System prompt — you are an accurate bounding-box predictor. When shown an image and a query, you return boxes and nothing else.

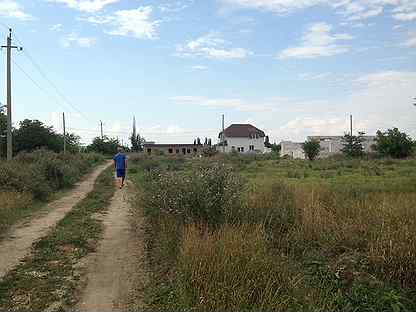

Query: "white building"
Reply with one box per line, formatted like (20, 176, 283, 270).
(280, 135, 376, 159)
(280, 141, 305, 159)
(218, 124, 266, 153)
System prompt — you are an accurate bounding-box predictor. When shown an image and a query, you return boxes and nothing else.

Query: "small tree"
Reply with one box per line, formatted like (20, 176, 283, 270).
(373, 128, 413, 158)
(302, 140, 320, 161)
(341, 132, 365, 157)
(130, 133, 145, 152)
(87, 136, 120, 155)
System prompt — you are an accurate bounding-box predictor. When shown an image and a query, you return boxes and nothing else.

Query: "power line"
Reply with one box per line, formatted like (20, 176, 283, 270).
(12, 59, 72, 113)
(12, 31, 95, 124)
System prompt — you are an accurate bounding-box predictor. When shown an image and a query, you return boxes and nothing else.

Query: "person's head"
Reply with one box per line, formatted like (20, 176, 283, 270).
(117, 146, 123, 153)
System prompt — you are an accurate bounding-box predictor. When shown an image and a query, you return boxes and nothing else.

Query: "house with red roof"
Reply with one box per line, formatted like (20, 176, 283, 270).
(218, 124, 267, 153)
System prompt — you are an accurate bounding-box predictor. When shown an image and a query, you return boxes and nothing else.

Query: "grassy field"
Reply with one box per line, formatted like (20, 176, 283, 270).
(0, 151, 104, 237)
(0, 167, 115, 312)
(129, 154, 416, 311)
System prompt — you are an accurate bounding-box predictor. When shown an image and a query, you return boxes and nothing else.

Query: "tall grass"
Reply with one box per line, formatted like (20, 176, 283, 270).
(132, 155, 416, 311)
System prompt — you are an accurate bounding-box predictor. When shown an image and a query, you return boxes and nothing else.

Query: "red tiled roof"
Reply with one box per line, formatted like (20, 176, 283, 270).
(219, 124, 265, 138)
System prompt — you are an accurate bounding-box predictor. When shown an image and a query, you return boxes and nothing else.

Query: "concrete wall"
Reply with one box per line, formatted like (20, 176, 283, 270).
(281, 141, 305, 159)
(144, 145, 203, 156)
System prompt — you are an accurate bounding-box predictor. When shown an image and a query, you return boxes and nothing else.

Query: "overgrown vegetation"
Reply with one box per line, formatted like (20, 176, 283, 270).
(0, 150, 103, 235)
(0, 167, 115, 312)
(130, 154, 416, 311)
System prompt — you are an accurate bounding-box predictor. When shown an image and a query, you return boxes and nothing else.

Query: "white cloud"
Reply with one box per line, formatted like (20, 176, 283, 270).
(47, 0, 119, 13)
(192, 65, 208, 70)
(278, 22, 353, 59)
(402, 32, 416, 47)
(220, 0, 416, 21)
(61, 32, 97, 47)
(83, 6, 159, 39)
(0, 0, 32, 20)
(159, 0, 194, 13)
(50, 23, 63, 31)
(176, 32, 251, 59)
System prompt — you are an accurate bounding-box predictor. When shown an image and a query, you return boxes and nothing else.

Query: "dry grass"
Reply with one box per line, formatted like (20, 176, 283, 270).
(0, 191, 33, 235)
(177, 224, 300, 311)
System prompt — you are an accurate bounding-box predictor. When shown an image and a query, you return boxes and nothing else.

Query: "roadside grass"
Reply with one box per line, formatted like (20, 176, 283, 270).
(0, 167, 115, 312)
(0, 151, 104, 237)
(130, 155, 416, 311)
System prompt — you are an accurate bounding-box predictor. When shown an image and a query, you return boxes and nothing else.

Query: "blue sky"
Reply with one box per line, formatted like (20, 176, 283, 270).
(0, 0, 415, 144)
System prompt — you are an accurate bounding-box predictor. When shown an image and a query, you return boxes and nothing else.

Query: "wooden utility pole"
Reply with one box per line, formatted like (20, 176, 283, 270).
(1, 29, 22, 161)
(63, 112, 66, 154)
(350, 115, 353, 136)
(100, 120, 103, 139)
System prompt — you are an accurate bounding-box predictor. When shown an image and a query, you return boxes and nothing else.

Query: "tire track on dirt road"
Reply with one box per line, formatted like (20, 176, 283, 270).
(74, 181, 146, 312)
(0, 161, 112, 279)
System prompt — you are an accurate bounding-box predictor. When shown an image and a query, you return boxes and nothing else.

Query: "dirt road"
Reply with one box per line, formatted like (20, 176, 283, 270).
(75, 181, 146, 311)
(0, 162, 112, 279)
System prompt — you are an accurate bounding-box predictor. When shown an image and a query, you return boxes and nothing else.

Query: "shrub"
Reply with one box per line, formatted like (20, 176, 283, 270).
(0, 151, 103, 200)
(142, 163, 243, 227)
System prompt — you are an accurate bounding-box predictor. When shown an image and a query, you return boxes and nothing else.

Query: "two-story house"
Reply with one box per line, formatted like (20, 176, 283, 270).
(218, 124, 266, 153)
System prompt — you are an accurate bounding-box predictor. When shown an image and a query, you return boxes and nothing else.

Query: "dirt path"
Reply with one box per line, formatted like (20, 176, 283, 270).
(0, 162, 112, 279)
(74, 181, 146, 312)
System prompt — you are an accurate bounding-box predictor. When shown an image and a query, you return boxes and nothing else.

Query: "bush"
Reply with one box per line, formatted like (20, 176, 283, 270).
(143, 163, 243, 227)
(0, 150, 103, 200)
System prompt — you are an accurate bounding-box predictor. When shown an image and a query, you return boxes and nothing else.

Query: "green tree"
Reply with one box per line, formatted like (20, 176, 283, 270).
(302, 140, 321, 161)
(14, 119, 62, 153)
(0, 107, 6, 158)
(130, 133, 145, 152)
(88, 136, 119, 155)
(341, 132, 365, 157)
(373, 128, 413, 158)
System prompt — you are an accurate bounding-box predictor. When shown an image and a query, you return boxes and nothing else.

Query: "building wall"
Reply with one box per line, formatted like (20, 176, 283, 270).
(281, 141, 305, 159)
(144, 145, 203, 156)
(219, 137, 265, 153)
(308, 136, 376, 158)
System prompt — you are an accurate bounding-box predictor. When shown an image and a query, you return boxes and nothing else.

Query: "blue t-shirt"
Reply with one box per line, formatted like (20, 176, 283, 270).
(113, 153, 126, 170)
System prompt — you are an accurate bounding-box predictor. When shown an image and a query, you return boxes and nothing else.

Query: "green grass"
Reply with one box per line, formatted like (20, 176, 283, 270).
(0, 167, 115, 312)
(129, 155, 416, 312)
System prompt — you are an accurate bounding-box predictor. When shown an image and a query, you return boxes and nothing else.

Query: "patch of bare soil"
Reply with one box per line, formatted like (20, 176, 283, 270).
(0, 162, 112, 279)
(74, 181, 147, 311)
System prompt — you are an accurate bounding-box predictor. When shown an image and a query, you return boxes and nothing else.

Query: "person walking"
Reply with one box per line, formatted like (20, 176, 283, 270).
(113, 147, 127, 189)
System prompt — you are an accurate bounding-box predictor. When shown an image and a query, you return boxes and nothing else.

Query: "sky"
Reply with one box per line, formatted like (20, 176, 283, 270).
(0, 0, 415, 145)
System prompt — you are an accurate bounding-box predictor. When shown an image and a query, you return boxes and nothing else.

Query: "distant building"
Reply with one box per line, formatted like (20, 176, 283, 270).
(218, 124, 266, 153)
(280, 135, 376, 159)
(280, 141, 305, 159)
(143, 143, 204, 156)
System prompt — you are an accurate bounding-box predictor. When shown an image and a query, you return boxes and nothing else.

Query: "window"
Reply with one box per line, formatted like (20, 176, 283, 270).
(249, 145, 254, 151)
(176, 149, 180, 154)
(182, 148, 186, 155)
(168, 148, 173, 154)
(241, 147, 244, 152)
(193, 148, 197, 153)
(147, 148, 152, 154)
(187, 149, 191, 154)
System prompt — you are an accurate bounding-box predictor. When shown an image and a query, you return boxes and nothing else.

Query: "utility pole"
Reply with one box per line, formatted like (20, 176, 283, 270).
(222, 114, 225, 153)
(1, 29, 22, 161)
(100, 120, 103, 139)
(350, 115, 353, 136)
(63, 112, 66, 154)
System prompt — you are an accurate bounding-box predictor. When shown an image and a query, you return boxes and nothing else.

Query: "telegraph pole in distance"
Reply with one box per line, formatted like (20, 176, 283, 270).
(350, 115, 353, 136)
(100, 120, 103, 139)
(63, 112, 66, 154)
(1, 29, 22, 161)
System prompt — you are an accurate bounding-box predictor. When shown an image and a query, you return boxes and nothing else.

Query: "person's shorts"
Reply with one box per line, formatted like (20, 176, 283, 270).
(116, 169, 126, 178)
